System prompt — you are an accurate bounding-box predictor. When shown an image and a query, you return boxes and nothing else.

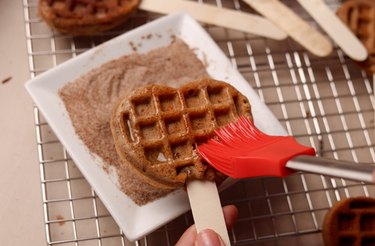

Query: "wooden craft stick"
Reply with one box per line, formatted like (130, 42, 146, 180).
(186, 180, 230, 246)
(139, 0, 287, 40)
(297, 0, 368, 61)
(242, 0, 333, 57)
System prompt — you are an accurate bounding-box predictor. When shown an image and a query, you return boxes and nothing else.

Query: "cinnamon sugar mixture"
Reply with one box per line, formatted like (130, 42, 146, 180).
(59, 39, 208, 205)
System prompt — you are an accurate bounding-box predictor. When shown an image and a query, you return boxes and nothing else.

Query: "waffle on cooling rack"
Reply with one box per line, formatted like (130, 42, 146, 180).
(39, 0, 140, 36)
(111, 79, 252, 190)
(323, 197, 375, 246)
(337, 0, 375, 74)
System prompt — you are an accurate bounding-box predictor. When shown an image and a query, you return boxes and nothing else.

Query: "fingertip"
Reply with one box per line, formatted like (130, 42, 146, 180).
(175, 225, 197, 246)
(223, 205, 238, 229)
(195, 229, 225, 246)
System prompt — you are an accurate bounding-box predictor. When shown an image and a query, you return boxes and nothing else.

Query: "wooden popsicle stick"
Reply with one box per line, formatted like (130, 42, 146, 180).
(186, 180, 230, 246)
(296, 0, 368, 61)
(242, 0, 333, 57)
(139, 0, 287, 40)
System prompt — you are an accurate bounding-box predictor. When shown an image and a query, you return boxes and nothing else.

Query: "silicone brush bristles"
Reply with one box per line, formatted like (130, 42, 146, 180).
(197, 117, 278, 175)
(197, 116, 315, 179)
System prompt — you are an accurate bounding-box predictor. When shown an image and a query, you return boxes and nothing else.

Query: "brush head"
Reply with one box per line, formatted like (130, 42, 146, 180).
(197, 116, 316, 179)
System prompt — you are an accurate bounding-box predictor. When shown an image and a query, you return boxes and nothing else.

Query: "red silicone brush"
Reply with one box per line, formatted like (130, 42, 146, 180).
(198, 116, 375, 182)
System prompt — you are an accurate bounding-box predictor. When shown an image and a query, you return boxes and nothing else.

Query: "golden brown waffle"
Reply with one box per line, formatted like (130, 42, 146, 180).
(337, 0, 375, 74)
(39, 0, 140, 36)
(111, 79, 252, 190)
(323, 197, 375, 246)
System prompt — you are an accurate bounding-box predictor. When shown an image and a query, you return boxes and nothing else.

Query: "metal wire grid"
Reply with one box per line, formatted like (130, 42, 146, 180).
(23, 0, 375, 245)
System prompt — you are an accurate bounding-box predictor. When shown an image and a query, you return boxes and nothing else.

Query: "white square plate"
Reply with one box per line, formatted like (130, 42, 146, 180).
(25, 12, 286, 241)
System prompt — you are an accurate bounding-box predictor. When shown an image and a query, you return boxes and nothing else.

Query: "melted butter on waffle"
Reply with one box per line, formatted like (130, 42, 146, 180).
(110, 79, 252, 189)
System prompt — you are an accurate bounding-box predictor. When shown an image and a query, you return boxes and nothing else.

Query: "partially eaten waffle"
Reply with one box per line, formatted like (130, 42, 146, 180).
(110, 79, 252, 190)
(39, 0, 140, 36)
(337, 0, 375, 74)
(323, 197, 375, 246)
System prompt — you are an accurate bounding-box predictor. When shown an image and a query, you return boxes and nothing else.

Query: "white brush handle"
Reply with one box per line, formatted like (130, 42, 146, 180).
(186, 180, 230, 246)
(139, 0, 287, 40)
(296, 0, 368, 61)
(241, 0, 333, 57)
(287, 155, 375, 183)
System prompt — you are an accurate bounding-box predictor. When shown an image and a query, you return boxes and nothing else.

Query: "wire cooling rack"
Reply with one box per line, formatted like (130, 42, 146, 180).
(23, 0, 375, 245)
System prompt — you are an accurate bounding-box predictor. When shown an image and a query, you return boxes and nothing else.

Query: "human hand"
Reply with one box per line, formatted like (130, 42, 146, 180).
(175, 205, 238, 246)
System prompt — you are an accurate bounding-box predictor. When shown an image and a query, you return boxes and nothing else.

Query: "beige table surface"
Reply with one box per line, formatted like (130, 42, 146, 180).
(0, 0, 46, 245)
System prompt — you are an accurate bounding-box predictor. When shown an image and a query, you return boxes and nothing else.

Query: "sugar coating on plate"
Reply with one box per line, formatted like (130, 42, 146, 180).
(110, 79, 252, 191)
(337, 0, 375, 74)
(59, 39, 210, 205)
(39, 0, 140, 35)
(323, 197, 375, 246)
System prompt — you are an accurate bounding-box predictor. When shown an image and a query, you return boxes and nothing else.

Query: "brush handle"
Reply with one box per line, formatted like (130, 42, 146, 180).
(286, 155, 375, 183)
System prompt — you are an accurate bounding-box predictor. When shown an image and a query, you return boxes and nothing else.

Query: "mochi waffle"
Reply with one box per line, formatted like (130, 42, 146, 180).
(39, 0, 140, 36)
(110, 79, 252, 190)
(337, 0, 375, 74)
(323, 197, 375, 246)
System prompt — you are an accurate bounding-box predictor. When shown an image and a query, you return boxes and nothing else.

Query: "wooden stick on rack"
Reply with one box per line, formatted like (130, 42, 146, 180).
(296, 0, 368, 61)
(242, 0, 333, 57)
(139, 0, 287, 40)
